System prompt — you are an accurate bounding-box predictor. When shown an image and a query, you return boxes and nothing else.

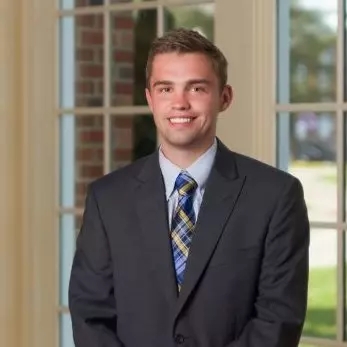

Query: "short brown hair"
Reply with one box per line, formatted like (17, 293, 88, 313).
(146, 28, 228, 90)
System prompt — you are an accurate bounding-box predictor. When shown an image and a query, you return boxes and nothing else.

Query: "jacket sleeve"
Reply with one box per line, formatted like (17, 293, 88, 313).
(69, 184, 124, 347)
(226, 177, 310, 347)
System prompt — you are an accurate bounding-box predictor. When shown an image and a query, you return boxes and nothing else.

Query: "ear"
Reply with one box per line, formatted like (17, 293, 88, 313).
(219, 85, 233, 112)
(145, 88, 154, 113)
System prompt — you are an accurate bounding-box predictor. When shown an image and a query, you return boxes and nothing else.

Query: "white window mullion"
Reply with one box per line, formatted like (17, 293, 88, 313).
(336, 0, 346, 341)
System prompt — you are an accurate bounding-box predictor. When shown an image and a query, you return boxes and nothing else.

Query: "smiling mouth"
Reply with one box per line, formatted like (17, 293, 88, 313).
(169, 117, 195, 124)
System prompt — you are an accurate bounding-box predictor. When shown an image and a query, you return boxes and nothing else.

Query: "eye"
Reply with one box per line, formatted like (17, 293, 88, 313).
(191, 86, 206, 93)
(159, 87, 172, 93)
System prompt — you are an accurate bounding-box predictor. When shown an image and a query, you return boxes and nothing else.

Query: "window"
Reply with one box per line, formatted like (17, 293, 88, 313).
(57, 1, 215, 346)
(276, 0, 347, 345)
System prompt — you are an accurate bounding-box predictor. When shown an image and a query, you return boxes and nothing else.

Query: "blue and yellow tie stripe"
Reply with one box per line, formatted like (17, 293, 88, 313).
(171, 171, 197, 292)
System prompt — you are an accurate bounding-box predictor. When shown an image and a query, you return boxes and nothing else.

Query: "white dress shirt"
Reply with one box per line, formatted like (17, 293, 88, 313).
(159, 138, 217, 228)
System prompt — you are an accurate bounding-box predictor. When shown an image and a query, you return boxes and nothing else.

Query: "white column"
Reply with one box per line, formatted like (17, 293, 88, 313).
(20, 0, 57, 346)
(215, 0, 276, 165)
(0, 0, 22, 346)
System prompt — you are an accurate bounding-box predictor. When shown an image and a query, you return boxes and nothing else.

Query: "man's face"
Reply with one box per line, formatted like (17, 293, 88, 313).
(145, 52, 232, 152)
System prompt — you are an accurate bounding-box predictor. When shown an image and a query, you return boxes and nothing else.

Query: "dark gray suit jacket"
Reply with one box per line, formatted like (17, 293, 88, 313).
(69, 140, 309, 347)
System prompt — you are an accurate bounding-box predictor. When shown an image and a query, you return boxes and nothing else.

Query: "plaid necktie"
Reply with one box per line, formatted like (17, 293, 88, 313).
(171, 171, 198, 292)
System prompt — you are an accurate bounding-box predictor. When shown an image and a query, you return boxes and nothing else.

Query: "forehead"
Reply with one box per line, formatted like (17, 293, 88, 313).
(150, 52, 216, 80)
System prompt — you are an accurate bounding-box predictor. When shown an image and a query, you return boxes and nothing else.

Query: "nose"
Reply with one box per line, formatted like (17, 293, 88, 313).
(172, 91, 190, 110)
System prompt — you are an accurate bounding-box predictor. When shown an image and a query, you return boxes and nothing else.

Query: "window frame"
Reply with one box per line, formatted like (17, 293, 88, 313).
(14, 0, 347, 346)
(273, 0, 346, 345)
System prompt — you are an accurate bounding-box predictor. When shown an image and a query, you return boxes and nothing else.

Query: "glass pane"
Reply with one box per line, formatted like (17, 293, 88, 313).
(303, 229, 337, 339)
(61, 0, 104, 11)
(60, 115, 104, 208)
(59, 313, 74, 347)
(277, 0, 337, 103)
(60, 214, 82, 307)
(110, 114, 156, 170)
(60, 15, 105, 108)
(277, 112, 337, 222)
(110, 10, 157, 106)
(164, 4, 214, 42)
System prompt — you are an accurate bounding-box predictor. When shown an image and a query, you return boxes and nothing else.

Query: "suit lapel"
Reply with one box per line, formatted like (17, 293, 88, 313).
(135, 153, 178, 306)
(174, 141, 246, 319)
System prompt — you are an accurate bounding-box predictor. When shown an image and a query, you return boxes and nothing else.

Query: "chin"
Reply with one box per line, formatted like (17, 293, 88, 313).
(167, 138, 200, 149)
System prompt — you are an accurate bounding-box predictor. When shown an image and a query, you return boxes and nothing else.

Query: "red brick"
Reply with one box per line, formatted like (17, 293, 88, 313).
(76, 117, 95, 127)
(112, 33, 119, 47)
(80, 165, 103, 178)
(112, 94, 133, 106)
(112, 128, 133, 148)
(76, 148, 94, 161)
(115, 82, 133, 94)
(113, 117, 133, 128)
(114, 50, 133, 62)
(76, 81, 94, 94)
(77, 48, 94, 62)
(76, 116, 103, 127)
(76, 0, 88, 6)
(80, 65, 103, 78)
(121, 31, 134, 48)
(94, 15, 104, 29)
(76, 97, 88, 107)
(97, 49, 104, 62)
(76, 182, 88, 196)
(96, 148, 104, 160)
(76, 15, 95, 27)
(75, 196, 85, 207)
(113, 148, 132, 161)
(81, 31, 103, 45)
(96, 81, 104, 94)
(94, 117, 103, 127)
(79, 130, 103, 143)
(114, 17, 134, 30)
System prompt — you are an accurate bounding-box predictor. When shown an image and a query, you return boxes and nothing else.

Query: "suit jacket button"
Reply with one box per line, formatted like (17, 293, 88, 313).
(174, 334, 185, 344)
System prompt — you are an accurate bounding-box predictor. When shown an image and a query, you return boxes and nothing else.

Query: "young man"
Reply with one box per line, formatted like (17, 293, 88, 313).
(69, 28, 309, 347)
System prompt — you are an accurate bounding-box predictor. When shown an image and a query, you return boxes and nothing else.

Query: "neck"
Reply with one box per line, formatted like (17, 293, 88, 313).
(160, 138, 215, 169)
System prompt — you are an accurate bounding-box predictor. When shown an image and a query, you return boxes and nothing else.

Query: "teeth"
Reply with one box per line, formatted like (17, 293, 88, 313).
(169, 118, 192, 124)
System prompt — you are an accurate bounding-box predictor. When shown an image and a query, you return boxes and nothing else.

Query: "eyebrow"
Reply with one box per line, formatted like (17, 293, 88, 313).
(152, 80, 173, 88)
(152, 79, 212, 88)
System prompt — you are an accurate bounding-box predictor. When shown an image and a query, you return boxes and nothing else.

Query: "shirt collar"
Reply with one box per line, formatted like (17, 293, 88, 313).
(159, 138, 217, 200)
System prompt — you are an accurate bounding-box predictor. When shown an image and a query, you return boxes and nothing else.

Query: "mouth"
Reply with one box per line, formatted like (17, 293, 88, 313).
(168, 117, 196, 124)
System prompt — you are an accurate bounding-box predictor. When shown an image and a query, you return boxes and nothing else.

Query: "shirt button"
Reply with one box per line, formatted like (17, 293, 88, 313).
(174, 334, 185, 344)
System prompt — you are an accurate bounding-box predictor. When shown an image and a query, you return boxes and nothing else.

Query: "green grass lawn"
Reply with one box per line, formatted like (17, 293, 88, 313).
(302, 266, 336, 339)
(288, 161, 342, 345)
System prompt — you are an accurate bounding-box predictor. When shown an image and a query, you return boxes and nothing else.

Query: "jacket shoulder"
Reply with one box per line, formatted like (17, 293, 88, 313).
(231, 150, 301, 188)
(88, 153, 151, 194)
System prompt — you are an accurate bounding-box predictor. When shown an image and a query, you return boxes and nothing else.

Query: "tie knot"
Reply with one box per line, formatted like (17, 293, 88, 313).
(174, 171, 197, 196)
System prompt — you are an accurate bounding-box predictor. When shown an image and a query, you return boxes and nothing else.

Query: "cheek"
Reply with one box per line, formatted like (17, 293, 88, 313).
(192, 98, 219, 117)
(151, 96, 170, 112)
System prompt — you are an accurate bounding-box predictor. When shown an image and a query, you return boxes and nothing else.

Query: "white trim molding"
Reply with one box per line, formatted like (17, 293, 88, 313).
(0, 0, 22, 346)
(20, 0, 57, 346)
(215, 0, 276, 165)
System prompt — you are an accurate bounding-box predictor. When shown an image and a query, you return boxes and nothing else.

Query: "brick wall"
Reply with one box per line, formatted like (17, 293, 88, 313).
(75, 116, 104, 207)
(76, 14, 104, 107)
(75, 11, 135, 206)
